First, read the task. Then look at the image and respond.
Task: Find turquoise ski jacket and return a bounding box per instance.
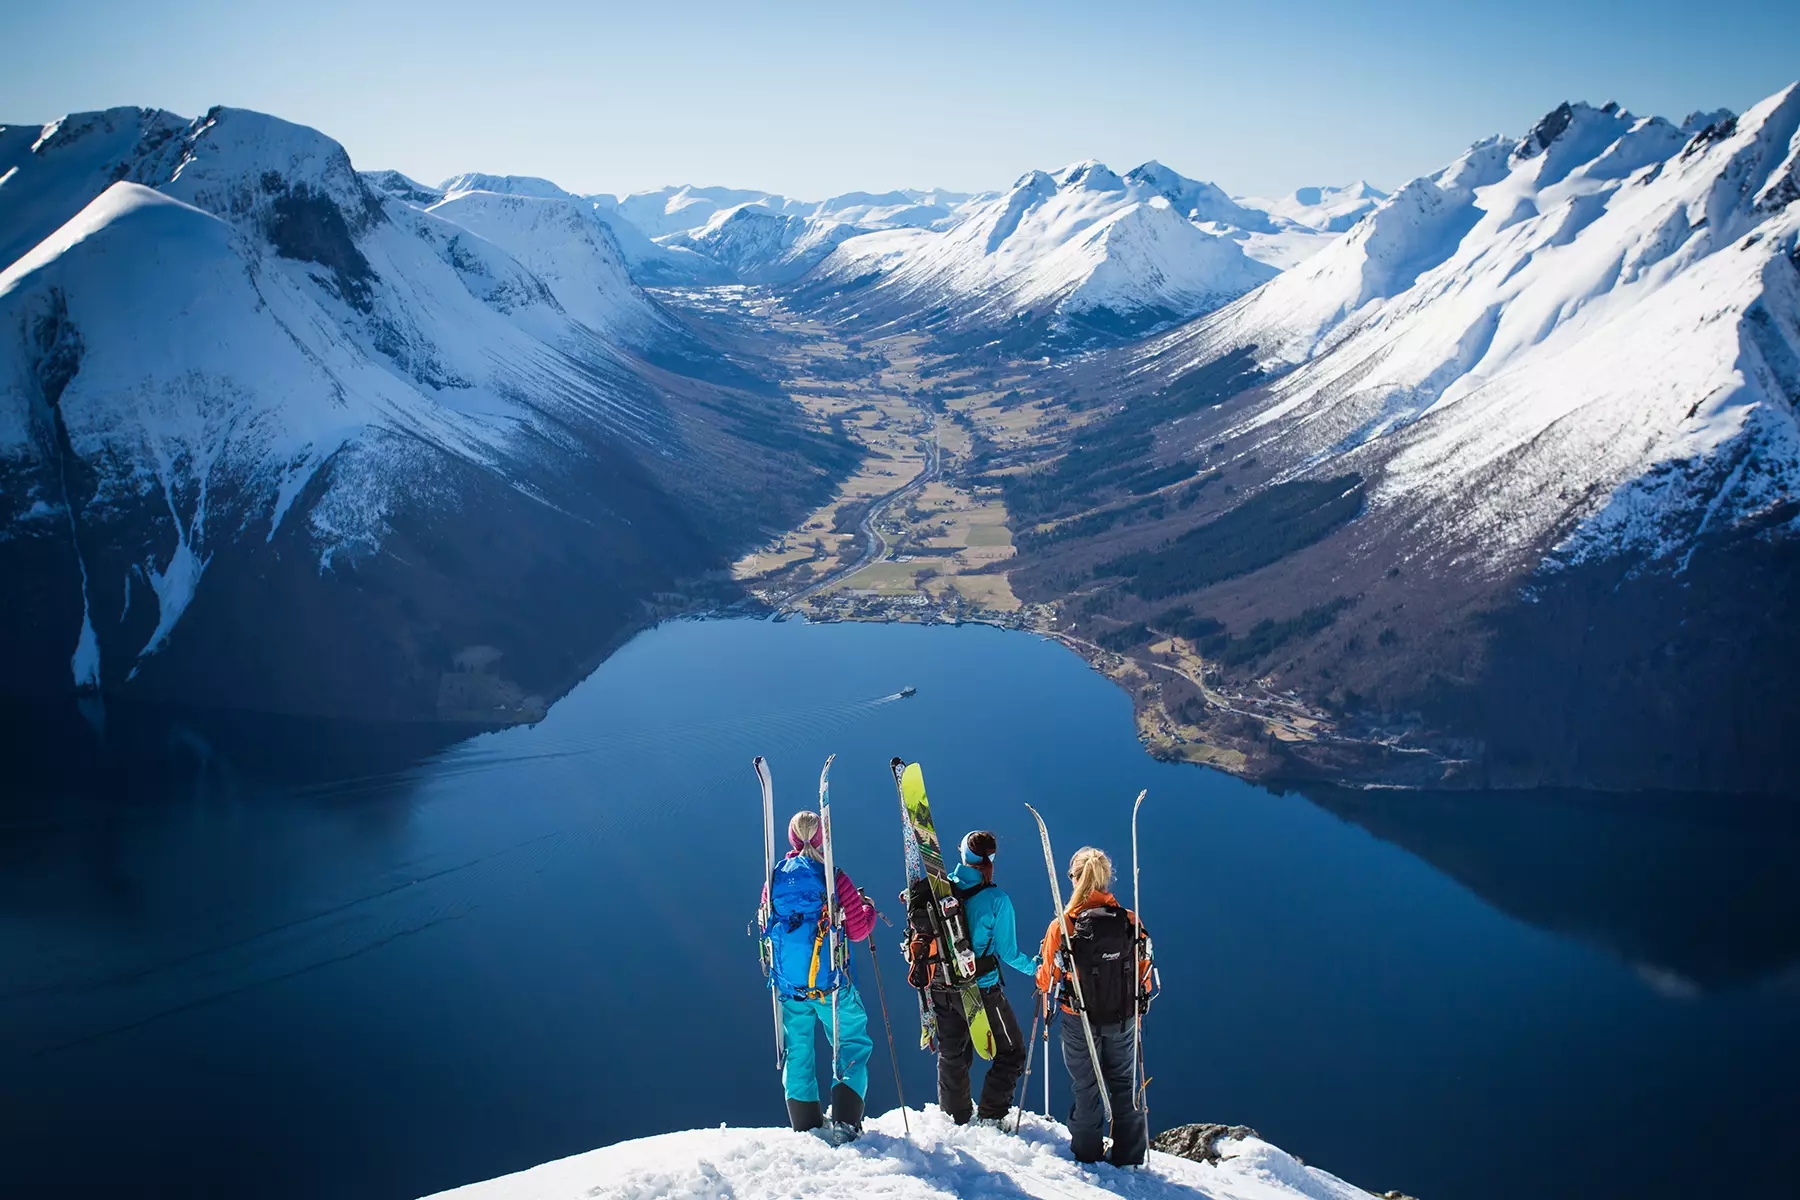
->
[949,862,1039,989]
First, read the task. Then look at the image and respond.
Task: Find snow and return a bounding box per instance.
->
[426,1109,1378,1200]
[815,159,1281,341]
[0,107,701,674]
[1134,82,1800,572]
[661,204,869,285]
[427,182,666,341]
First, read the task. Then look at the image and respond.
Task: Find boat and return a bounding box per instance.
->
[899,686,917,698]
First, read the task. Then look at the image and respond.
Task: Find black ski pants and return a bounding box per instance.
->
[931,983,1027,1122]
[1060,1012,1147,1166]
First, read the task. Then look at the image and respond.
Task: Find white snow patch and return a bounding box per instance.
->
[425,1109,1379,1200]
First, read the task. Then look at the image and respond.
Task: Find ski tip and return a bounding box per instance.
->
[753,755,766,768]
[889,755,905,770]
[1134,788,1148,807]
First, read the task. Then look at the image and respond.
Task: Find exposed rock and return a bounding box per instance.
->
[1152,1122,1260,1165]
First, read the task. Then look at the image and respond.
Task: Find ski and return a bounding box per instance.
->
[1131,788,1147,1113]
[753,756,784,1072]
[818,753,844,1083]
[1024,802,1112,1124]
[892,756,995,1060]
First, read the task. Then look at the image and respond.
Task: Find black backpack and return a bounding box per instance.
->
[1067,904,1138,1023]
[903,877,1000,991]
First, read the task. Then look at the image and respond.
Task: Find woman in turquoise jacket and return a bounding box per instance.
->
[935,830,1039,1125]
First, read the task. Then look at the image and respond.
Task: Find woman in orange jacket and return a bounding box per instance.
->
[1035,846,1153,1166]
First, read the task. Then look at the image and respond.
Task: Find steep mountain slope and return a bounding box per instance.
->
[435,173,728,288]
[660,203,868,284]
[997,87,1800,793]
[428,178,666,340]
[805,160,1280,349]
[0,106,843,735]
[429,1110,1382,1200]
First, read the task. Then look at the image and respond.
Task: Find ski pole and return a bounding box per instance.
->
[862,892,910,1136]
[1012,988,1043,1133]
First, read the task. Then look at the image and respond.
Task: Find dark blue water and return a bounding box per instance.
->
[3,618,1796,1199]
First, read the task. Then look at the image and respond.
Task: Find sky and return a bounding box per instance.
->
[4,0,1796,201]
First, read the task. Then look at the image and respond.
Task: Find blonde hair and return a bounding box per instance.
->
[789,811,825,862]
[1067,846,1113,910]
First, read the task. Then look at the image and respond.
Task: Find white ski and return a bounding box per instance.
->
[818,754,842,1082]
[754,756,784,1071]
[1024,802,1112,1125]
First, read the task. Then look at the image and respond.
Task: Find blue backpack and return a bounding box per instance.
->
[764,855,850,999]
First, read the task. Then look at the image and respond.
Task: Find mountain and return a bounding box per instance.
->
[992,86,1800,793]
[605,183,793,238]
[659,203,869,284]
[1241,180,1387,233]
[427,1110,1385,1200]
[804,160,1281,349]
[604,184,989,240]
[434,173,730,288]
[0,106,844,737]
[428,176,669,337]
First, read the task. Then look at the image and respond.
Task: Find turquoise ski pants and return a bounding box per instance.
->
[779,987,871,1102]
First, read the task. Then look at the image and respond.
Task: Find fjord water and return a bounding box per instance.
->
[3,619,1795,1200]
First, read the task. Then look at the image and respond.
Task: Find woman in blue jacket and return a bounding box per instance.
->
[936,829,1038,1125]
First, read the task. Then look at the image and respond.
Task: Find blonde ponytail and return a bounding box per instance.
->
[789,811,826,862]
[1067,846,1113,910]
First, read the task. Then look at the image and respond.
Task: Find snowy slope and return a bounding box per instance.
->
[662,204,870,285]
[606,184,989,240]
[1241,181,1388,233]
[364,169,446,208]
[608,184,792,238]
[588,185,990,285]
[1136,87,1800,570]
[811,160,1279,345]
[428,178,668,340]
[434,173,729,290]
[0,105,826,719]
[427,1110,1378,1200]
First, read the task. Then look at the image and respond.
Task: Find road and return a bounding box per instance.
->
[784,422,940,609]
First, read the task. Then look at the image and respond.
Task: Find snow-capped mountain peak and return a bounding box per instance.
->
[809,155,1281,344]
[1139,80,1800,573]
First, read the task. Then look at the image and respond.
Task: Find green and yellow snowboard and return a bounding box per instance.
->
[893,757,995,1060]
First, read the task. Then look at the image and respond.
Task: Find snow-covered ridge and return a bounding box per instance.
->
[602,183,994,239]
[1135,84,1800,572]
[427,1110,1381,1200]
[0,103,775,699]
[809,158,1289,344]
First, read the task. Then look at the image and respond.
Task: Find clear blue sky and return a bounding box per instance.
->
[4,0,1795,200]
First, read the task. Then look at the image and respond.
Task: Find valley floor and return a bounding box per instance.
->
[662,286,1393,785]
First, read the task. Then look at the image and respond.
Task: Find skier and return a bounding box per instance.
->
[930,830,1039,1126]
[1035,846,1154,1166]
[762,810,878,1140]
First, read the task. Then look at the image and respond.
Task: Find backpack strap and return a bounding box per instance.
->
[952,880,1001,978]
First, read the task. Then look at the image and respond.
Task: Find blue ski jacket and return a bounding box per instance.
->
[949,862,1039,989]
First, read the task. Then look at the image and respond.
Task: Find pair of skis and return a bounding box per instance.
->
[754,755,911,1135]
[754,754,847,1079]
[1024,788,1152,1126]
